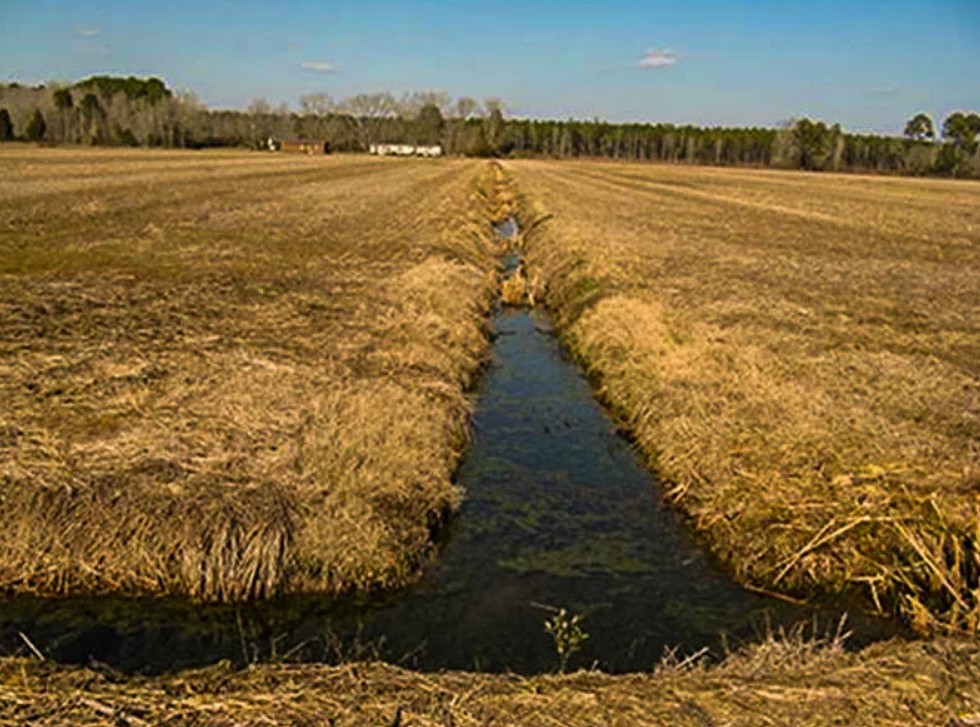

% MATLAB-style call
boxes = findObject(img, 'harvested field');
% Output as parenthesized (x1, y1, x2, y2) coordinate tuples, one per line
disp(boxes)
(1, 634, 978, 725)
(508, 160, 980, 634)
(0, 146, 498, 601)
(4, 150, 979, 724)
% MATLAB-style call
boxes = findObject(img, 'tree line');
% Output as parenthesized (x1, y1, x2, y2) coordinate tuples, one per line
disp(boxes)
(2, 76, 978, 177)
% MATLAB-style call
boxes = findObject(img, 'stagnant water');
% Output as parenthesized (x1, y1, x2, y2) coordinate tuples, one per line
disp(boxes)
(0, 231, 903, 674)
(0, 310, 902, 675)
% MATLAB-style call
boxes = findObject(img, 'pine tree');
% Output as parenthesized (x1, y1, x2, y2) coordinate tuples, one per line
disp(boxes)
(415, 103, 445, 146)
(24, 108, 46, 142)
(903, 113, 935, 142)
(0, 108, 13, 141)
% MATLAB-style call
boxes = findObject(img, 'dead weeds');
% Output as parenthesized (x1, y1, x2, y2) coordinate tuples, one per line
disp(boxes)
(0, 633, 978, 725)
(508, 159, 980, 634)
(0, 147, 499, 600)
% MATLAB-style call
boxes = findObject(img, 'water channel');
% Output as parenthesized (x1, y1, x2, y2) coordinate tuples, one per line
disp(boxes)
(0, 224, 903, 674)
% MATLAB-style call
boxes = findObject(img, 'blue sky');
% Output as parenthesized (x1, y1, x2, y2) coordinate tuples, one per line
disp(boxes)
(0, 0, 977, 133)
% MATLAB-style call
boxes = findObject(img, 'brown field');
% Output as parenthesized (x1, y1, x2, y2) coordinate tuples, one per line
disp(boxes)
(0, 146, 498, 600)
(3, 150, 980, 724)
(508, 159, 980, 633)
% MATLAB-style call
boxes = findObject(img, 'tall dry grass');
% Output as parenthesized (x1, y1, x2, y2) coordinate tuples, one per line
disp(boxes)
(0, 634, 977, 725)
(0, 147, 500, 600)
(507, 159, 980, 634)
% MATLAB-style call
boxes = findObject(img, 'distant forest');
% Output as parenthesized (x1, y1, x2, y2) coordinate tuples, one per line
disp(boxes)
(2, 76, 979, 177)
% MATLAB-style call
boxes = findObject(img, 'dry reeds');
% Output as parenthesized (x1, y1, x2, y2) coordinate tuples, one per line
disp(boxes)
(0, 634, 978, 725)
(508, 159, 980, 634)
(0, 147, 500, 600)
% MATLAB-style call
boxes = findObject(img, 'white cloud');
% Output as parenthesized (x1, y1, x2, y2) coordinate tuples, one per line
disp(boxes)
(867, 84, 902, 98)
(637, 49, 678, 69)
(300, 61, 338, 73)
(73, 41, 109, 57)
(74, 25, 101, 38)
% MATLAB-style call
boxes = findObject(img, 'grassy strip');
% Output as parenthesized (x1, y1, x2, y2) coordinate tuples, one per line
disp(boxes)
(0, 148, 500, 600)
(0, 635, 977, 725)
(507, 159, 980, 634)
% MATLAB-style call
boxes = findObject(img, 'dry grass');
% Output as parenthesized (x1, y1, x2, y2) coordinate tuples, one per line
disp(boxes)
(0, 146, 500, 600)
(0, 634, 978, 725)
(507, 159, 980, 633)
(2, 150, 979, 725)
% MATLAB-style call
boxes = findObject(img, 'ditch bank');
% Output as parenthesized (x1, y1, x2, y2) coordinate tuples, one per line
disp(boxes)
(503, 161, 980, 638)
(0, 197, 903, 677)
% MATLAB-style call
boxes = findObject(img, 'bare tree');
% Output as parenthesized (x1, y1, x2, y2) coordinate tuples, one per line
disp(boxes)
(483, 98, 506, 116)
(247, 97, 272, 116)
(397, 92, 422, 118)
(336, 93, 398, 148)
(397, 90, 450, 118)
(80, 92, 106, 144)
(299, 92, 334, 116)
(453, 96, 481, 119)
(338, 92, 398, 119)
(246, 98, 278, 146)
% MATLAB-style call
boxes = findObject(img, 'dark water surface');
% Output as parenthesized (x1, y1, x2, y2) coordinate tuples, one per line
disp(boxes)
(0, 309, 903, 675)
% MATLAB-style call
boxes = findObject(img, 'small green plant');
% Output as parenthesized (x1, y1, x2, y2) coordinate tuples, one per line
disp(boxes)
(540, 605, 589, 673)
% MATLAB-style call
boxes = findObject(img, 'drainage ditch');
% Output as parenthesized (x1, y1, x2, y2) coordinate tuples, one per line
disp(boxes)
(0, 218, 904, 675)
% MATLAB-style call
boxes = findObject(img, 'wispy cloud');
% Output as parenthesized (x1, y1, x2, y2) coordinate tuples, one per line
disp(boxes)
(637, 49, 679, 69)
(73, 41, 109, 57)
(300, 60, 338, 73)
(74, 25, 101, 38)
(866, 84, 902, 98)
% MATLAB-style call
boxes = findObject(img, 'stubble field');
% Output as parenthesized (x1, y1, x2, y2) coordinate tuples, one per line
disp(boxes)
(0, 146, 497, 601)
(509, 159, 980, 634)
(2, 149, 980, 725)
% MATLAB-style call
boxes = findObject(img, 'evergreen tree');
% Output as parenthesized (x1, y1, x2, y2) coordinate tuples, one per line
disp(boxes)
(415, 103, 445, 145)
(0, 108, 13, 141)
(903, 113, 934, 141)
(53, 88, 73, 111)
(53, 88, 74, 143)
(791, 118, 830, 170)
(942, 112, 980, 146)
(24, 108, 46, 141)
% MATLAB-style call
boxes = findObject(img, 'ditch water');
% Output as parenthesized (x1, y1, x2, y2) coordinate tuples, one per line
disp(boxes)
(0, 221, 903, 675)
